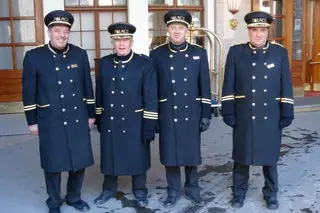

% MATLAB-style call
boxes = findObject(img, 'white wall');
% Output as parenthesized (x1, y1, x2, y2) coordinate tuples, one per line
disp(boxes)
(128, 0, 149, 55)
(42, 0, 65, 43)
(215, 0, 251, 62)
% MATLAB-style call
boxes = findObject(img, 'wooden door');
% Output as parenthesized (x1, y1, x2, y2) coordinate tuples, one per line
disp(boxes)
(0, 0, 44, 104)
(307, 0, 320, 90)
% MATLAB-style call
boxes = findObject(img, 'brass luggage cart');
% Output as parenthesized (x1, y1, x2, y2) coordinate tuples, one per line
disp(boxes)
(188, 25, 224, 117)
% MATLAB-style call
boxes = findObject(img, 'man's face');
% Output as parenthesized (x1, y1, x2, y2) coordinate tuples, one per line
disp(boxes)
(167, 23, 188, 45)
(113, 38, 133, 56)
(248, 27, 269, 48)
(48, 25, 70, 50)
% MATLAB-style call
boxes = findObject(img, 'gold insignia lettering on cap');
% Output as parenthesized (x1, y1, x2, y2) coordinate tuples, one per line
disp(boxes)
(114, 29, 129, 34)
(170, 15, 185, 21)
(252, 17, 267, 23)
(53, 17, 69, 22)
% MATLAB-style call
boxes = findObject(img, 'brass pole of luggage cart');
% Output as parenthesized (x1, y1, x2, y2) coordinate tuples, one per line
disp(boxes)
(188, 25, 223, 116)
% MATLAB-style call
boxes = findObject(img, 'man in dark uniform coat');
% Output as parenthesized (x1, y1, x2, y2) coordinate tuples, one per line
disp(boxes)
(221, 11, 294, 210)
(94, 22, 158, 208)
(22, 10, 95, 213)
(150, 10, 211, 208)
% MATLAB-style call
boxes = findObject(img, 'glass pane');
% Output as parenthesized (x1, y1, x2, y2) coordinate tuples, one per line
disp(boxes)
(149, 11, 166, 30)
(100, 31, 112, 48)
(178, 0, 200, 6)
(71, 13, 80, 31)
(81, 32, 95, 49)
(273, 0, 283, 16)
(86, 50, 95, 68)
(65, 0, 79, 6)
(0, 0, 10, 17)
(81, 13, 94, 31)
(190, 12, 201, 27)
(260, 0, 271, 13)
(149, 11, 168, 49)
(99, 12, 113, 30)
(113, 0, 126, 5)
(69, 32, 81, 46)
(273, 19, 283, 38)
(100, 49, 113, 57)
(80, 0, 94, 6)
(0, 47, 13, 69)
(16, 46, 34, 69)
(99, 0, 112, 5)
(12, 0, 34, 17)
(0, 21, 11, 43)
(148, 0, 173, 5)
(99, 0, 126, 5)
(14, 20, 36, 43)
(114, 12, 126, 22)
(292, 0, 303, 60)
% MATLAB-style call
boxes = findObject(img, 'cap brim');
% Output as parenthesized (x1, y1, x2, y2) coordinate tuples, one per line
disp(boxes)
(166, 20, 189, 26)
(247, 23, 270, 28)
(48, 21, 72, 27)
(111, 34, 133, 39)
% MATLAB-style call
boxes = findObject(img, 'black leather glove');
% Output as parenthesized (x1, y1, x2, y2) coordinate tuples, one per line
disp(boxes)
(223, 115, 236, 128)
(155, 122, 160, 134)
(95, 115, 101, 133)
(144, 132, 155, 144)
(200, 118, 210, 132)
(280, 118, 293, 129)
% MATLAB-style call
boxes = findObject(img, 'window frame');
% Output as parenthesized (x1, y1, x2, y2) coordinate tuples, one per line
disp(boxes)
(148, 0, 204, 49)
(0, 0, 44, 71)
(65, 0, 128, 70)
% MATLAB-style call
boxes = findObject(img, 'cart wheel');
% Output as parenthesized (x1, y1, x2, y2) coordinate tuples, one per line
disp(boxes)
(213, 107, 219, 117)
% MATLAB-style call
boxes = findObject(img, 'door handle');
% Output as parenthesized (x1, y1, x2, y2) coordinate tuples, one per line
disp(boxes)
(308, 61, 320, 65)
(318, 53, 320, 56)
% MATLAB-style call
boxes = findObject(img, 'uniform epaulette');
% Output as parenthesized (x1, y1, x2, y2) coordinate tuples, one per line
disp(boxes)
(100, 54, 112, 60)
(190, 43, 204, 48)
(139, 53, 151, 61)
(233, 42, 247, 47)
(33, 44, 45, 49)
(152, 43, 168, 50)
(270, 41, 284, 48)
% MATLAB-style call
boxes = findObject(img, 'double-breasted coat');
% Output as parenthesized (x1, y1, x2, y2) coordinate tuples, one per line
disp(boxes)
(95, 51, 158, 176)
(150, 42, 212, 166)
(22, 43, 95, 172)
(221, 42, 294, 166)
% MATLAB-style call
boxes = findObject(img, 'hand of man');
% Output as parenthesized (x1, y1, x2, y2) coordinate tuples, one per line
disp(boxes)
(222, 115, 236, 128)
(200, 118, 210, 132)
(280, 118, 293, 129)
(155, 123, 160, 134)
(88, 118, 95, 129)
(28, 124, 39, 136)
(144, 133, 155, 144)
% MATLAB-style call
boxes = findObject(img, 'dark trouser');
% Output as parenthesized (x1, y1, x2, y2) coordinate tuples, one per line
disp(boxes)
(101, 172, 148, 199)
(44, 169, 85, 209)
(165, 166, 199, 197)
(232, 162, 278, 199)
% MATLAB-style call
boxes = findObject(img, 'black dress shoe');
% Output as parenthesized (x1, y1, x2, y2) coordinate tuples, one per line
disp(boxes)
(136, 198, 148, 208)
(94, 194, 114, 205)
(185, 193, 205, 205)
(231, 196, 244, 208)
(163, 196, 180, 208)
(66, 200, 90, 212)
(48, 208, 60, 213)
(264, 196, 279, 210)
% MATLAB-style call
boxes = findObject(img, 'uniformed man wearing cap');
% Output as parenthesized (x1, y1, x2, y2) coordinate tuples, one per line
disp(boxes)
(22, 10, 95, 213)
(221, 11, 294, 210)
(94, 22, 158, 208)
(150, 10, 211, 208)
